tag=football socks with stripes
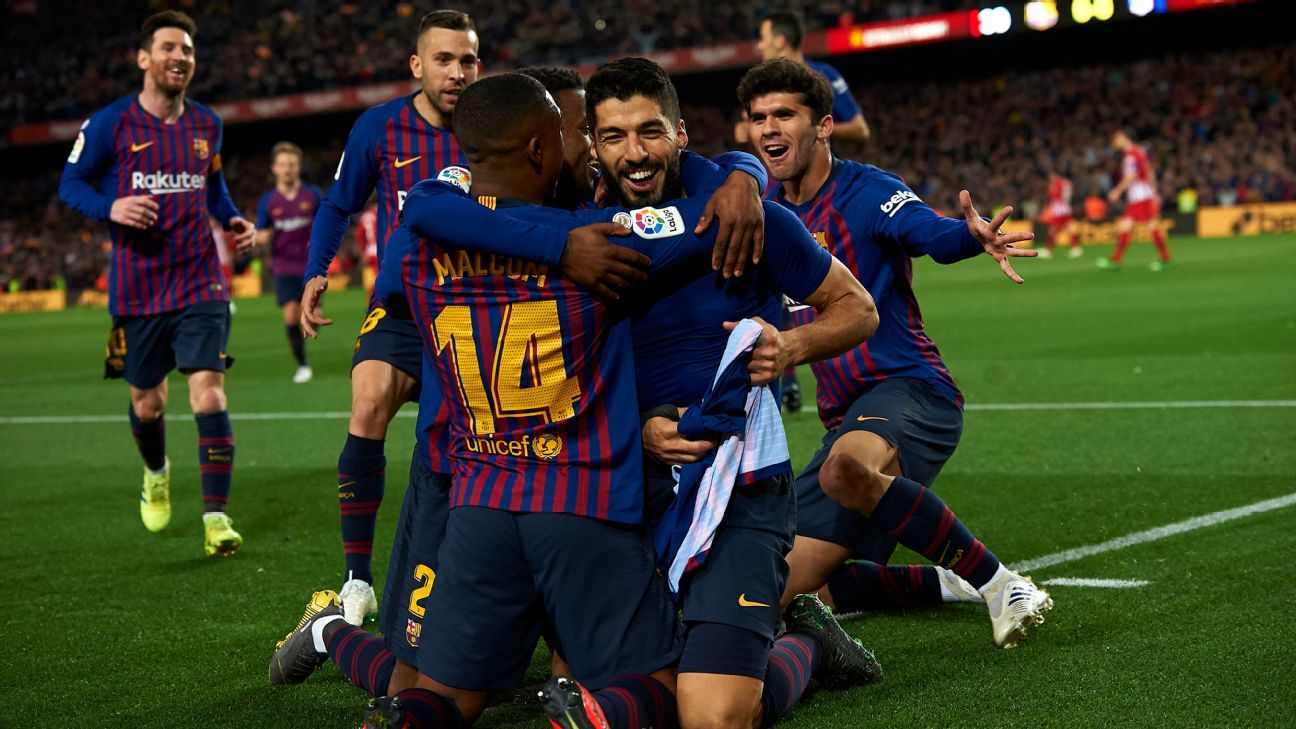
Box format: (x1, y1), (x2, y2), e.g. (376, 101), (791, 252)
(325, 622), (395, 697)
(338, 433), (385, 584)
(826, 562), (943, 611)
(758, 633), (822, 729)
(593, 674), (679, 729)
(195, 411), (234, 513)
(871, 476), (1001, 590)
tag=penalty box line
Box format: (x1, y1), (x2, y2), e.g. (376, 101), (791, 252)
(1014, 491), (1296, 573)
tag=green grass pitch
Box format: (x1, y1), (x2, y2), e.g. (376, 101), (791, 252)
(1, 235), (1293, 727)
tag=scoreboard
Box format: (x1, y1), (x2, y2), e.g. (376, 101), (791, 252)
(819, 0), (1254, 54)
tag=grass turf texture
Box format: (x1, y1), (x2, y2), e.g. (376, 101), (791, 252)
(1, 234), (1293, 727)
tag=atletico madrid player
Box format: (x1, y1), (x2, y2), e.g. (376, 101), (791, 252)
(58, 10), (254, 557)
(1100, 129), (1173, 271)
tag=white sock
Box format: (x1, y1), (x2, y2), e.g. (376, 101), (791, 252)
(146, 464), (167, 477)
(977, 563), (1011, 596)
(936, 568), (959, 602)
(311, 614), (346, 654)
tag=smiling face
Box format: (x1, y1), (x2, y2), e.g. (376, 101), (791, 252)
(138, 26), (195, 97)
(552, 88), (597, 203)
(591, 94), (687, 207)
(747, 90), (831, 183)
(411, 27), (480, 121)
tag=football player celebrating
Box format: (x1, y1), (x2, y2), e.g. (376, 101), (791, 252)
(740, 59), (1053, 648)
(59, 10), (254, 557)
(298, 9), (478, 626)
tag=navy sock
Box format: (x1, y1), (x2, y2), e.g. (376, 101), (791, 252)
(593, 674), (679, 729)
(338, 434), (385, 584)
(325, 623), (396, 697)
(826, 562), (943, 611)
(129, 405), (166, 471)
(871, 476), (1001, 589)
(195, 411), (234, 513)
(286, 324), (307, 366)
(759, 633), (821, 728)
(391, 687), (464, 729)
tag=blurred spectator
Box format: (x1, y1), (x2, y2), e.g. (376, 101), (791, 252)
(1, 0), (977, 128)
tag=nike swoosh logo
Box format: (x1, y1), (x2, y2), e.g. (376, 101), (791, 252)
(393, 156), (421, 169)
(857, 416), (890, 422)
(338, 481), (356, 489)
(937, 542), (951, 565)
(738, 593), (770, 608)
(131, 141), (154, 153)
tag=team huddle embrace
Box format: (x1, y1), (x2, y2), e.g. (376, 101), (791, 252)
(61, 9), (1053, 729)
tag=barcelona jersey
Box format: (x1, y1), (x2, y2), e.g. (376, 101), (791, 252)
(59, 96), (241, 316)
(305, 94), (466, 281)
(394, 180), (717, 524)
(767, 158), (985, 430)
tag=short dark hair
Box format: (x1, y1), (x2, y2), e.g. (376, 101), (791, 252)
(518, 66), (584, 96)
(736, 59), (834, 121)
(453, 73), (558, 159)
(139, 10), (196, 51)
(417, 9), (475, 46)
(585, 57), (680, 128)
(763, 11), (804, 50)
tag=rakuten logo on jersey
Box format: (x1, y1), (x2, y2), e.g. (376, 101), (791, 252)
(274, 217), (312, 233)
(880, 189), (920, 218)
(131, 171), (206, 195)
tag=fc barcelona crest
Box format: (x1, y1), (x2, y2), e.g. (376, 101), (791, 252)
(193, 137), (210, 160)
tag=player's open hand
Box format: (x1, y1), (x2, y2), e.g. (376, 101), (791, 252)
(725, 316), (788, 386)
(698, 170), (765, 279)
(300, 275), (332, 338)
(643, 413), (719, 465)
(561, 222), (649, 302)
(960, 189), (1037, 284)
(110, 195), (159, 229)
(228, 216), (257, 252)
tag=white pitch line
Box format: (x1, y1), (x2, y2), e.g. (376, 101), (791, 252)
(966, 399), (1296, 412)
(3, 399), (1293, 425)
(1042, 578), (1149, 589)
(1014, 491), (1296, 573)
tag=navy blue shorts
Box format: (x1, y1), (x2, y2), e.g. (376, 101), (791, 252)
(352, 304), (422, 380)
(104, 301), (233, 389)
(380, 453), (451, 665)
(416, 507), (682, 690)
(275, 275), (306, 307)
(646, 462), (794, 676)
(795, 377), (962, 562)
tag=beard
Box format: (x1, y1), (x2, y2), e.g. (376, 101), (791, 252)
(605, 152), (684, 208)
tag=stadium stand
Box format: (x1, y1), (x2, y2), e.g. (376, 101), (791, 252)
(1, 4), (1291, 293)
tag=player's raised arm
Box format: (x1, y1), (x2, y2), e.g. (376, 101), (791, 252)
(304, 115), (381, 282)
(959, 190), (1037, 284)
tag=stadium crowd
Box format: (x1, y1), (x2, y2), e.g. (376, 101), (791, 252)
(2, 0), (978, 128)
(2, 31), (1291, 292)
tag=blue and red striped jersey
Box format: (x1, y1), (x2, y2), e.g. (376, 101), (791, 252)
(395, 180), (717, 524)
(305, 94), (466, 281)
(59, 96), (242, 316)
(766, 158), (985, 430)
(256, 184), (323, 278)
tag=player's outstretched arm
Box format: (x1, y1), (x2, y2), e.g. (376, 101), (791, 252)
(959, 190), (1037, 284)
